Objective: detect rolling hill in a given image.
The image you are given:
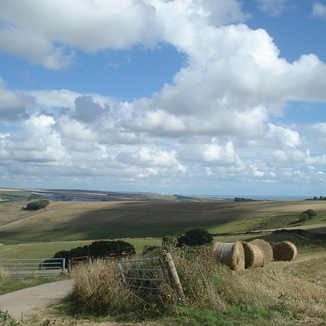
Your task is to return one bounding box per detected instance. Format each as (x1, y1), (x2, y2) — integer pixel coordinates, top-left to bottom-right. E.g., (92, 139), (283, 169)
(0, 189), (326, 243)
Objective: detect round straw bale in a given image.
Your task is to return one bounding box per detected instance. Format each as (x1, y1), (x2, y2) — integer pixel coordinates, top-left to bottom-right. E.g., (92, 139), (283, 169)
(241, 241), (264, 269)
(212, 241), (245, 271)
(251, 239), (273, 264)
(273, 241), (298, 262)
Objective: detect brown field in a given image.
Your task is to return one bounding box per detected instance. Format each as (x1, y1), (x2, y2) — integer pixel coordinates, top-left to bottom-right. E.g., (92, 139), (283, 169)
(1, 188), (326, 243)
(1, 199), (326, 234)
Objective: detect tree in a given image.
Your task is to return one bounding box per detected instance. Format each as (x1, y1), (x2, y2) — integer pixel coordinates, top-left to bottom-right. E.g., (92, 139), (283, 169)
(177, 228), (213, 247)
(304, 209), (317, 219)
(88, 240), (135, 258)
(25, 199), (50, 210)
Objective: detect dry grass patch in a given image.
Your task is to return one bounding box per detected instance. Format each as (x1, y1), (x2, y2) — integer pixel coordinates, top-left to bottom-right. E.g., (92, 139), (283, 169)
(236, 262), (326, 317)
(18, 248), (326, 326)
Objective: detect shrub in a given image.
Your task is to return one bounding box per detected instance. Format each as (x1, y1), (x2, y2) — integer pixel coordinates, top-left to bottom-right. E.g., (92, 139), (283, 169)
(25, 199), (50, 210)
(304, 209), (317, 218)
(299, 213), (309, 223)
(142, 245), (160, 255)
(162, 236), (177, 248)
(177, 228), (213, 247)
(298, 209), (317, 223)
(53, 240), (136, 266)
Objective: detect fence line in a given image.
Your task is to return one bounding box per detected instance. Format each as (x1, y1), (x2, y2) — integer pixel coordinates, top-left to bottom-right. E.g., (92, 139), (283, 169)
(0, 258), (66, 279)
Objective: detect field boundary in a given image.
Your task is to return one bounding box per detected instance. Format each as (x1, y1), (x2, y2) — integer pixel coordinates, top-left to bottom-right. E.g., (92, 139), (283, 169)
(0, 258), (66, 279)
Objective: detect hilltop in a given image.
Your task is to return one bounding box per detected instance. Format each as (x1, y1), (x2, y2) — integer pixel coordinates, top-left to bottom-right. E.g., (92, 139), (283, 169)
(0, 188), (227, 203)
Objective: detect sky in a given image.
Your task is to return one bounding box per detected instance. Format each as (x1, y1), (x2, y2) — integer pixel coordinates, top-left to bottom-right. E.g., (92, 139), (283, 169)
(0, 0), (326, 197)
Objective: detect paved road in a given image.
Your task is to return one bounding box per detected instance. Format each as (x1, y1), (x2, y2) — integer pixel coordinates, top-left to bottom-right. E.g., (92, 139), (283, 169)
(0, 279), (74, 322)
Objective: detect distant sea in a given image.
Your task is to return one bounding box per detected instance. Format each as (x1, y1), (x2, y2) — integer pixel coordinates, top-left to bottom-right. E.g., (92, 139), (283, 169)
(191, 194), (312, 201)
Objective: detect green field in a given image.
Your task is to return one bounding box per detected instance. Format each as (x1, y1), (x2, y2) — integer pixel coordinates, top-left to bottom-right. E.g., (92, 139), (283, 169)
(0, 238), (163, 259)
(1, 195), (326, 242)
(0, 189), (326, 326)
(0, 189), (326, 258)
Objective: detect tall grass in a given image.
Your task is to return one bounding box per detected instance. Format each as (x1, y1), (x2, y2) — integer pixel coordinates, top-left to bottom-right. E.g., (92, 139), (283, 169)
(66, 259), (175, 320)
(65, 247), (326, 325)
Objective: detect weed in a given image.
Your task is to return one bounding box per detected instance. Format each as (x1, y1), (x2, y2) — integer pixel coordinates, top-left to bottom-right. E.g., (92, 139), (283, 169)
(0, 310), (20, 326)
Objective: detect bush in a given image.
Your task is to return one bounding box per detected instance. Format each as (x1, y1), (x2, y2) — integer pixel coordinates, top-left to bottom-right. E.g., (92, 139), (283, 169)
(177, 228), (213, 247)
(162, 236), (177, 247)
(304, 209), (317, 218)
(298, 209), (317, 223)
(25, 199), (50, 210)
(299, 212), (309, 223)
(53, 240), (136, 265)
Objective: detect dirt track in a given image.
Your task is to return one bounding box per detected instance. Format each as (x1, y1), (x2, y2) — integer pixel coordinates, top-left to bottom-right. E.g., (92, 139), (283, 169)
(0, 279), (73, 322)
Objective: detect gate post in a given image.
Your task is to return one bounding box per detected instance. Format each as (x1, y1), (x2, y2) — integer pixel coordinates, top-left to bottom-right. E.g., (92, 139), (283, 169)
(163, 253), (185, 299)
(62, 258), (66, 274)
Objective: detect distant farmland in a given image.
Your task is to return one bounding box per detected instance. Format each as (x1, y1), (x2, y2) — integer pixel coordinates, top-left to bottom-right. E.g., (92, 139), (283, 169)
(0, 189), (326, 243)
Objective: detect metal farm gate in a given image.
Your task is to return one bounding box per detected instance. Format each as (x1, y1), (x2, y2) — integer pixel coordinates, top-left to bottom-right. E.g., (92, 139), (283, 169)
(118, 257), (167, 296)
(0, 258), (66, 279)
(118, 253), (184, 298)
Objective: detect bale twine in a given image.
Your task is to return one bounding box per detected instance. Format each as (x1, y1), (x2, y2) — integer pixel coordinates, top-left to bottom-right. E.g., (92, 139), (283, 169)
(251, 239), (273, 264)
(273, 241), (298, 262)
(241, 241), (265, 269)
(212, 241), (245, 271)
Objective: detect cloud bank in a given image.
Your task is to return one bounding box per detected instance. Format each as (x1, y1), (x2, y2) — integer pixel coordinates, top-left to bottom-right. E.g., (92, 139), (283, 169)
(0, 0), (326, 195)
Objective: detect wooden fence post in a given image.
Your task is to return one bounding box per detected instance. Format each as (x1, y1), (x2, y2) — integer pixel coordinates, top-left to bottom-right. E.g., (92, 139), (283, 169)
(67, 259), (72, 272)
(163, 253), (185, 299)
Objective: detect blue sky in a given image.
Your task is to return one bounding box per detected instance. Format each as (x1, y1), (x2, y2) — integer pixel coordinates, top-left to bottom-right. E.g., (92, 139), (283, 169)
(0, 0), (326, 197)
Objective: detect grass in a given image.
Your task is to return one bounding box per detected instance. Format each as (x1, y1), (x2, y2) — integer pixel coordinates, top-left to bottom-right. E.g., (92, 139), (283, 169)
(0, 190), (41, 204)
(1, 190), (326, 325)
(0, 239), (162, 259)
(0, 230), (323, 260)
(0, 274), (70, 296)
(1, 198), (326, 243)
(22, 246), (326, 326)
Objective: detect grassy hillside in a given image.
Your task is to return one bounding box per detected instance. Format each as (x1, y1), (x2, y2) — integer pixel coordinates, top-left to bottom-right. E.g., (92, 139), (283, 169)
(0, 189), (41, 203)
(20, 248), (326, 326)
(0, 238), (163, 259)
(1, 189), (325, 326)
(1, 195), (326, 243)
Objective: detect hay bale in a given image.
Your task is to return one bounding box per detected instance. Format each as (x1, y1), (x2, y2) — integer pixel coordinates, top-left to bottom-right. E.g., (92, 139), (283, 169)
(212, 241), (245, 271)
(273, 241), (298, 262)
(241, 241), (264, 269)
(251, 239), (273, 264)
